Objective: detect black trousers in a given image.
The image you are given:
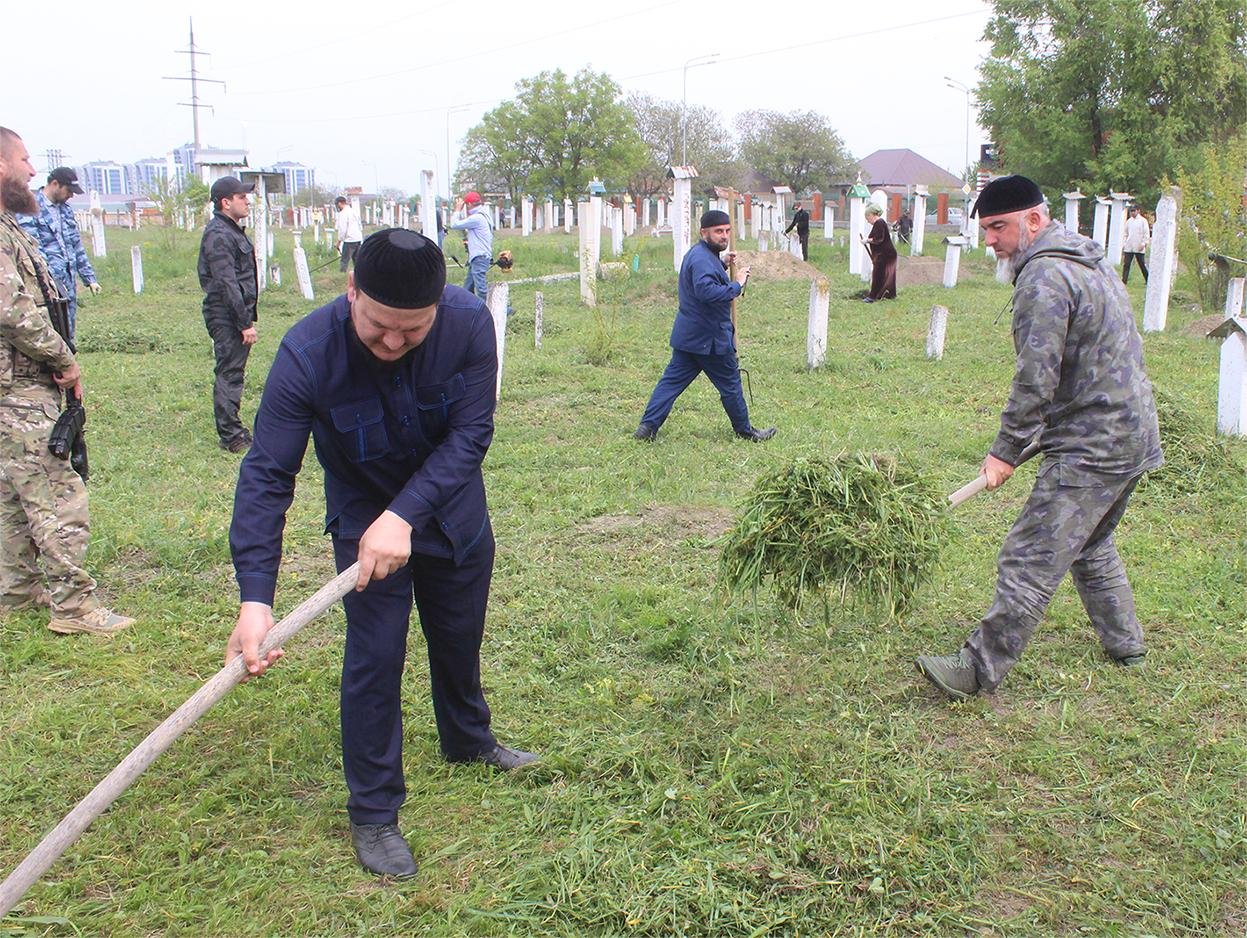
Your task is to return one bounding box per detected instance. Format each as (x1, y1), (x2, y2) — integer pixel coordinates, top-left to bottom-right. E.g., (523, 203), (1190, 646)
(1122, 252), (1148, 283)
(340, 241), (361, 272)
(204, 315), (251, 445)
(333, 528), (497, 825)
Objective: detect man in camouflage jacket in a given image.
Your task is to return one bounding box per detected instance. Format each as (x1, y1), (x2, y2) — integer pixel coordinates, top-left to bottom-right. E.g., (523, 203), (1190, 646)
(916, 175), (1162, 699)
(0, 127), (132, 635)
(17, 167), (100, 339)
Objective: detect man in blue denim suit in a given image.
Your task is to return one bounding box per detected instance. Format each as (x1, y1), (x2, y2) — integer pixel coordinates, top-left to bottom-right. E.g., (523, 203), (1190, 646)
(634, 210), (775, 442)
(224, 229), (536, 880)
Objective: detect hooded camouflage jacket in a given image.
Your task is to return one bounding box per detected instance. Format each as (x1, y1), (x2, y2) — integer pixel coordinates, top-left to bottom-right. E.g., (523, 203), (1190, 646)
(990, 221), (1162, 480)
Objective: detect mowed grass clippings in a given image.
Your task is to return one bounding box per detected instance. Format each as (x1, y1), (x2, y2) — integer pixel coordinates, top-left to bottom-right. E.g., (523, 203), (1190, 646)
(718, 453), (952, 617)
(0, 226), (1244, 937)
(1143, 384), (1243, 494)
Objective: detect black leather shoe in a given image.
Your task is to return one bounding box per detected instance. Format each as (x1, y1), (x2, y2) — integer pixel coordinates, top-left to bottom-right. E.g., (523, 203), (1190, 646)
(350, 822), (418, 878)
(633, 424), (657, 442)
(475, 744), (540, 771)
(736, 426), (777, 442)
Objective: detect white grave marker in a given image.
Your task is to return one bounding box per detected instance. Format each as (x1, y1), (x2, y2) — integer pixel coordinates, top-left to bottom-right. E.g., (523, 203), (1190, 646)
(911, 186), (928, 255)
(943, 236), (967, 287)
(486, 283), (509, 399)
(130, 246), (143, 294)
(1063, 189), (1084, 233)
(1092, 197), (1110, 248)
(1143, 187), (1181, 333)
(1107, 191), (1132, 266)
(806, 278), (829, 369)
(926, 305), (949, 360)
(1209, 278), (1247, 436)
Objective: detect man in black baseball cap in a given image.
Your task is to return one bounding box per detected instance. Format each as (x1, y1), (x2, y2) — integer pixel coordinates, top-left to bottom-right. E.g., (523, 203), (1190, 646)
(198, 175), (259, 452)
(224, 228), (537, 881)
(16, 166), (100, 337)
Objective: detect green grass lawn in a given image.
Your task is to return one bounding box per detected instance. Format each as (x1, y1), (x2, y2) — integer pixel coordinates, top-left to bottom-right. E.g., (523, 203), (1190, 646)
(1, 223), (1243, 937)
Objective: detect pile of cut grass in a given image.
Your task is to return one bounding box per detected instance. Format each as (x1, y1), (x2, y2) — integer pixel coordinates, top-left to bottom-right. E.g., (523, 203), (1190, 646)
(1145, 385), (1243, 493)
(717, 452), (951, 617)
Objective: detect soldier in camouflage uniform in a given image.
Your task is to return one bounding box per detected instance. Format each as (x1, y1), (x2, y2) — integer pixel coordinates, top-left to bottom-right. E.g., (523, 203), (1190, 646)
(915, 175), (1161, 700)
(0, 126), (133, 635)
(16, 167), (101, 339)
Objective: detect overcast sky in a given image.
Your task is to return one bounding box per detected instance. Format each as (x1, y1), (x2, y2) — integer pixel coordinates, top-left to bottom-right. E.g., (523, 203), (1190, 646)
(6, 0), (992, 195)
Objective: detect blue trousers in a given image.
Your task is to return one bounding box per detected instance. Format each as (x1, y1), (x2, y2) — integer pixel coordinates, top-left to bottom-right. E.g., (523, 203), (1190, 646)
(639, 347), (750, 433)
(464, 255), (489, 298)
(333, 529), (497, 825)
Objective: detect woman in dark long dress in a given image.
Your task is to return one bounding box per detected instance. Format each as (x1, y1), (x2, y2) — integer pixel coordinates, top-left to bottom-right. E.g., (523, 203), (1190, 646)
(863, 205), (897, 302)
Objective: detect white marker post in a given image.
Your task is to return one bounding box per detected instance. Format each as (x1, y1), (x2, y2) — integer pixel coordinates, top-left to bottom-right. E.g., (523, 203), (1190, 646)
(130, 246), (143, 294)
(1211, 279), (1247, 436)
(926, 305), (949, 360)
(89, 192), (106, 258)
(578, 200), (598, 307)
(611, 207), (624, 256)
(943, 236), (967, 288)
(656, 197), (667, 229)
(848, 185), (867, 276)
(1063, 189), (1085, 233)
(521, 197), (532, 237)
(419, 169), (436, 241)
(1143, 187), (1182, 333)
(543, 198), (554, 233)
(824, 204), (835, 240)
(563, 198), (573, 233)
(486, 283), (509, 400)
(806, 278), (829, 369)
(1092, 197), (1110, 248)
(293, 230), (314, 301)
(671, 171), (695, 273)
(534, 291), (543, 349)
(911, 186), (928, 255)
(1107, 191), (1132, 266)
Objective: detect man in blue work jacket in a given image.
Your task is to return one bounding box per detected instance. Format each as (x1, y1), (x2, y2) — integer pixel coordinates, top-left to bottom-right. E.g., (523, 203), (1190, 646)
(224, 228), (537, 880)
(633, 210), (776, 443)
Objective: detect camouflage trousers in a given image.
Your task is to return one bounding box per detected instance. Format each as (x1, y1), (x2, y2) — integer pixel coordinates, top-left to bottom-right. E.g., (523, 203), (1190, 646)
(0, 390), (96, 617)
(965, 459), (1146, 691)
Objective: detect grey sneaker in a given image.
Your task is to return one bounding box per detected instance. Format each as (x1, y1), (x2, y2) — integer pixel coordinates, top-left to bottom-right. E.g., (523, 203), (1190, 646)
(48, 607), (136, 636)
(1115, 653), (1146, 668)
(915, 649), (981, 700)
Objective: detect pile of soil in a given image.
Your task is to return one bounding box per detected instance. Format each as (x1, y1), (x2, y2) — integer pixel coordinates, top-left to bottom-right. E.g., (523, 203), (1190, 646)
(897, 256), (946, 288)
(732, 250), (822, 282)
(1183, 314), (1228, 339)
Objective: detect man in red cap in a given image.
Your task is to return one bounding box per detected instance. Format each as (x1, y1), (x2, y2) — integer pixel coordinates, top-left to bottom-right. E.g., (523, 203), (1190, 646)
(449, 191), (492, 298)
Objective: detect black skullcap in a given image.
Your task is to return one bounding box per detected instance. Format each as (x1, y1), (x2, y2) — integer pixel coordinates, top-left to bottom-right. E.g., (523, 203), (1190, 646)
(971, 174), (1044, 218)
(353, 229), (447, 309)
(700, 209), (731, 228)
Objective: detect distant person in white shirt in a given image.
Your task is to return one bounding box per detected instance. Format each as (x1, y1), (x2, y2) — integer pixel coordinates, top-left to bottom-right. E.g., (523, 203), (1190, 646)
(449, 191), (492, 298)
(1121, 205), (1150, 284)
(335, 196), (364, 272)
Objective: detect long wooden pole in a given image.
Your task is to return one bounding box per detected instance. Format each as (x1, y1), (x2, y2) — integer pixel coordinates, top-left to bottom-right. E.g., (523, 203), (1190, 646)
(0, 563), (360, 917)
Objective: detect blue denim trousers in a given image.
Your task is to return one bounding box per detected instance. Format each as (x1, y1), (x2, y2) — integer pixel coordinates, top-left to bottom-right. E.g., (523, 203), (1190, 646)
(464, 255), (489, 297)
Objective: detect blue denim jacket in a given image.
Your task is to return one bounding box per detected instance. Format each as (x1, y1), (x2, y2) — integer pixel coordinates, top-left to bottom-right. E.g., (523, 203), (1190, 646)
(230, 287), (497, 604)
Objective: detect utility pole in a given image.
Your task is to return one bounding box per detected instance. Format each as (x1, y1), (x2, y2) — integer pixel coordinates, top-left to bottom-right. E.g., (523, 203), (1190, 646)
(163, 18), (225, 179)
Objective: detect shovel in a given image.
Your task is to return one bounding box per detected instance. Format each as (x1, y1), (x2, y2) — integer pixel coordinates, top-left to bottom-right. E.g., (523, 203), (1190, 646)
(0, 563), (360, 918)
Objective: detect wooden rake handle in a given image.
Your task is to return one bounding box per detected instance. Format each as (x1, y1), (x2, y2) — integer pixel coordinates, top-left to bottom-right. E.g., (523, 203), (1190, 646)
(0, 562), (360, 918)
(945, 439), (1043, 510)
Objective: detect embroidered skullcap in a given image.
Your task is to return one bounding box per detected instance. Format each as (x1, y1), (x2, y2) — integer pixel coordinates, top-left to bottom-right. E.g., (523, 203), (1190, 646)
(353, 229), (446, 309)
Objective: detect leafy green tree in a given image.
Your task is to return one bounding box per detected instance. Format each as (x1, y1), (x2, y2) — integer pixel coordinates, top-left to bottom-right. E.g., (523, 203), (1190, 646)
(735, 109), (857, 194)
(624, 93), (740, 204)
(454, 125), (529, 204)
(978, 0), (1246, 206)
(1174, 138), (1247, 312)
(458, 68), (645, 203)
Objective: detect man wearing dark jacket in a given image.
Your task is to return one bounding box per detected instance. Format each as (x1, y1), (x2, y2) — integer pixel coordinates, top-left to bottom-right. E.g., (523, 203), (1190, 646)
(915, 175), (1162, 700)
(198, 176), (258, 452)
(784, 201), (811, 260)
(633, 210), (775, 442)
(224, 229), (536, 880)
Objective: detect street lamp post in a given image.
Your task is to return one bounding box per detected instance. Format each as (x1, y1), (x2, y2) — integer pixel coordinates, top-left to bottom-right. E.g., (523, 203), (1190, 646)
(681, 53), (719, 166)
(943, 77), (972, 184)
(445, 104), (470, 201)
